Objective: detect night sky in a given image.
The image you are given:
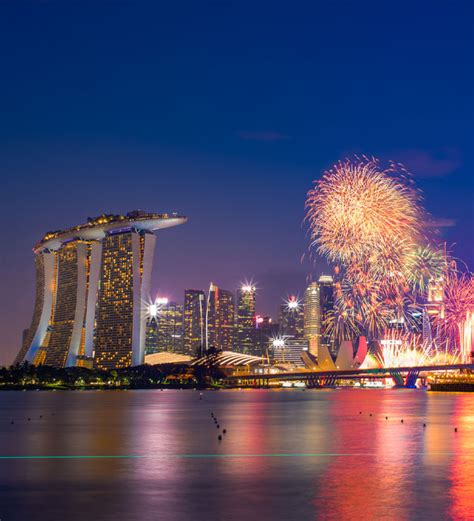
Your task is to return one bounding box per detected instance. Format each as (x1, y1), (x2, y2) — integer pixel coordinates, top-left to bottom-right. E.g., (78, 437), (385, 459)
(0, 1), (472, 365)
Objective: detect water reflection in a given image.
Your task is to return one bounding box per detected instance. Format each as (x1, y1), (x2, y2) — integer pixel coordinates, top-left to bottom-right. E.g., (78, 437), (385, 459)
(0, 389), (473, 521)
(449, 395), (474, 520)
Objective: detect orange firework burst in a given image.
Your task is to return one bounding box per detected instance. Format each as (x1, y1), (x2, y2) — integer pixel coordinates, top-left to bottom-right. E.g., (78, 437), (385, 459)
(306, 156), (425, 265)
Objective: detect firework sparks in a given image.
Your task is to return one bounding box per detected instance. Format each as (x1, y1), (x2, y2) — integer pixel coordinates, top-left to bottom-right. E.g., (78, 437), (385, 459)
(402, 245), (446, 294)
(362, 331), (460, 368)
(437, 271), (474, 362)
(306, 156), (425, 265)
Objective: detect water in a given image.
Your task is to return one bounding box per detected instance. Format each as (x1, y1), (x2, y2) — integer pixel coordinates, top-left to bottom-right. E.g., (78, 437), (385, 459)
(0, 389), (473, 521)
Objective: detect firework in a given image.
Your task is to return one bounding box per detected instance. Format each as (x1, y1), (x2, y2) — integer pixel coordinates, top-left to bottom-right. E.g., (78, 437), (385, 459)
(306, 157), (425, 265)
(402, 245), (446, 294)
(362, 331), (460, 369)
(437, 271), (474, 362)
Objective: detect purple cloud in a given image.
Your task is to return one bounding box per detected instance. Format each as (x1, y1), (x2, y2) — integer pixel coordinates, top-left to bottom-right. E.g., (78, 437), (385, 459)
(397, 148), (462, 178)
(237, 131), (290, 142)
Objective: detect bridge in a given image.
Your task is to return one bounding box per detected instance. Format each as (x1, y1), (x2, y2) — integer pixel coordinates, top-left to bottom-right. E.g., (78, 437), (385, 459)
(225, 363), (474, 388)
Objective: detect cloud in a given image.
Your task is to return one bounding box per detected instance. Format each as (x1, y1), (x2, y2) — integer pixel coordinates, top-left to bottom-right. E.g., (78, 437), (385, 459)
(237, 131), (290, 142)
(396, 148), (462, 178)
(428, 217), (457, 228)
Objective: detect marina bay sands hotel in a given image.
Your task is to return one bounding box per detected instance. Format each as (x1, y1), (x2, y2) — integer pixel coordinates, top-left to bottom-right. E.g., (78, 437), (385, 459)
(15, 211), (187, 369)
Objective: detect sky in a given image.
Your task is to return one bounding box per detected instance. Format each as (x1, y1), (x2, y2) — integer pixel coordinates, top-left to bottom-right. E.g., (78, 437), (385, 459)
(0, 0), (472, 365)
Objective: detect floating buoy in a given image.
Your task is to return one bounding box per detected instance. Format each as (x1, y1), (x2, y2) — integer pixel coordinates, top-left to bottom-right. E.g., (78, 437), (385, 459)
(216, 424), (220, 429)
(454, 427), (457, 432)
(27, 418), (31, 421)
(401, 419), (404, 423)
(385, 417), (388, 420)
(369, 413), (372, 417)
(218, 435), (222, 441)
(223, 429), (227, 434)
(423, 423), (426, 427)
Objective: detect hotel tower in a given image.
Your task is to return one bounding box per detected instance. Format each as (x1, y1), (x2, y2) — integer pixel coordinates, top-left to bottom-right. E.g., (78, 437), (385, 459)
(15, 211), (186, 369)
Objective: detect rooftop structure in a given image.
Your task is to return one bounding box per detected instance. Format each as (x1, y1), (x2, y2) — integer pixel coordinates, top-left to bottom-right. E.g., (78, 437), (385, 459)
(34, 211), (186, 253)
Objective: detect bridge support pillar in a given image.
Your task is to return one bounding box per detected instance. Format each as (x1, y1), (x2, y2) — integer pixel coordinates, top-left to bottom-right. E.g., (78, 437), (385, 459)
(405, 370), (420, 388)
(389, 370), (405, 387)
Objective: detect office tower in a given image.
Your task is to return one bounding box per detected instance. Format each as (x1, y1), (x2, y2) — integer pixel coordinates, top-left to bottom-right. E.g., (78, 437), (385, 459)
(183, 289), (206, 356)
(235, 284), (256, 353)
(254, 315), (279, 356)
(318, 275), (335, 356)
(304, 281), (320, 357)
(206, 283), (235, 351)
(272, 338), (309, 367)
(145, 299), (183, 354)
(15, 211), (186, 369)
(278, 296), (304, 339)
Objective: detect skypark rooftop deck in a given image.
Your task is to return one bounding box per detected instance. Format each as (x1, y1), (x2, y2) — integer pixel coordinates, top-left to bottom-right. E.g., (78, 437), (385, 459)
(34, 210), (187, 252)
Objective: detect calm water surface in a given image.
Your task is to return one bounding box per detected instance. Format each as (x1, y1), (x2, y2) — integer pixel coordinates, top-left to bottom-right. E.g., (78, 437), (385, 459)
(0, 389), (473, 521)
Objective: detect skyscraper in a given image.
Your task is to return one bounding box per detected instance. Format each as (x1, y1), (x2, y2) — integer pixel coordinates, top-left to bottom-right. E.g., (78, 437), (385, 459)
(318, 275), (335, 356)
(304, 282), (320, 357)
(254, 315), (279, 356)
(183, 289), (206, 356)
(206, 283), (235, 351)
(15, 211), (186, 369)
(235, 284), (256, 353)
(145, 299), (183, 354)
(279, 296), (304, 339)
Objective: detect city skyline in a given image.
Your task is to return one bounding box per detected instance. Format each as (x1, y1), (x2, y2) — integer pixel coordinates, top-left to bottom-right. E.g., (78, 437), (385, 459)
(1, 2), (472, 366)
(0, 3), (472, 521)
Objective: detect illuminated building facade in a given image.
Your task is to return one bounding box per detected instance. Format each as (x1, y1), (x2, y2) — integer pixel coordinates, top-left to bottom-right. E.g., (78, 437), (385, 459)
(304, 281), (321, 357)
(272, 338), (308, 367)
(318, 275), (335, 356)
(278, 296), (304, 339)
(145, 300), (183, 354)
(183, 289), (206, 356)
(15, 211), (186, 369)
(235, 284), (256, 354)
(206, 283), (235, 351)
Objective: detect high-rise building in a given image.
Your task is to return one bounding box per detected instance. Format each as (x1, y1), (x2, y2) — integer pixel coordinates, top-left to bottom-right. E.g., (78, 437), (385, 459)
(183, 289), (206, 357)
(15, 211), (186, 369)
(318, 275), (335, 356)
(145, 299), (183, 354)
(279, 296), (304, 339)
(254, 315), (279, 356)
(304, 282), (320, 357)
(206, 283), (235, 351)
(235, 284), (256, 353)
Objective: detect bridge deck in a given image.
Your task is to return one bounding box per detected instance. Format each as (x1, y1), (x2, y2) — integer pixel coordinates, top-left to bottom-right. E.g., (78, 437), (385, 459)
(227, 363), (474, 382)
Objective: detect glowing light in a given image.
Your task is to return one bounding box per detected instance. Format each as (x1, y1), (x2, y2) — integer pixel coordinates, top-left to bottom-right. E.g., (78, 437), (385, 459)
(148, 303), (159, 318)
(271, 336), (288, 349)
(144, 296), (169, 321)
(240, 281), (256, 293)
(285, 295), (301, 311)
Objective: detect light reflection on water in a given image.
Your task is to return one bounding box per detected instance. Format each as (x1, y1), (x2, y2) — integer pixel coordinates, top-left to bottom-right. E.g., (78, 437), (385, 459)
(0, 389), (473, 521)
